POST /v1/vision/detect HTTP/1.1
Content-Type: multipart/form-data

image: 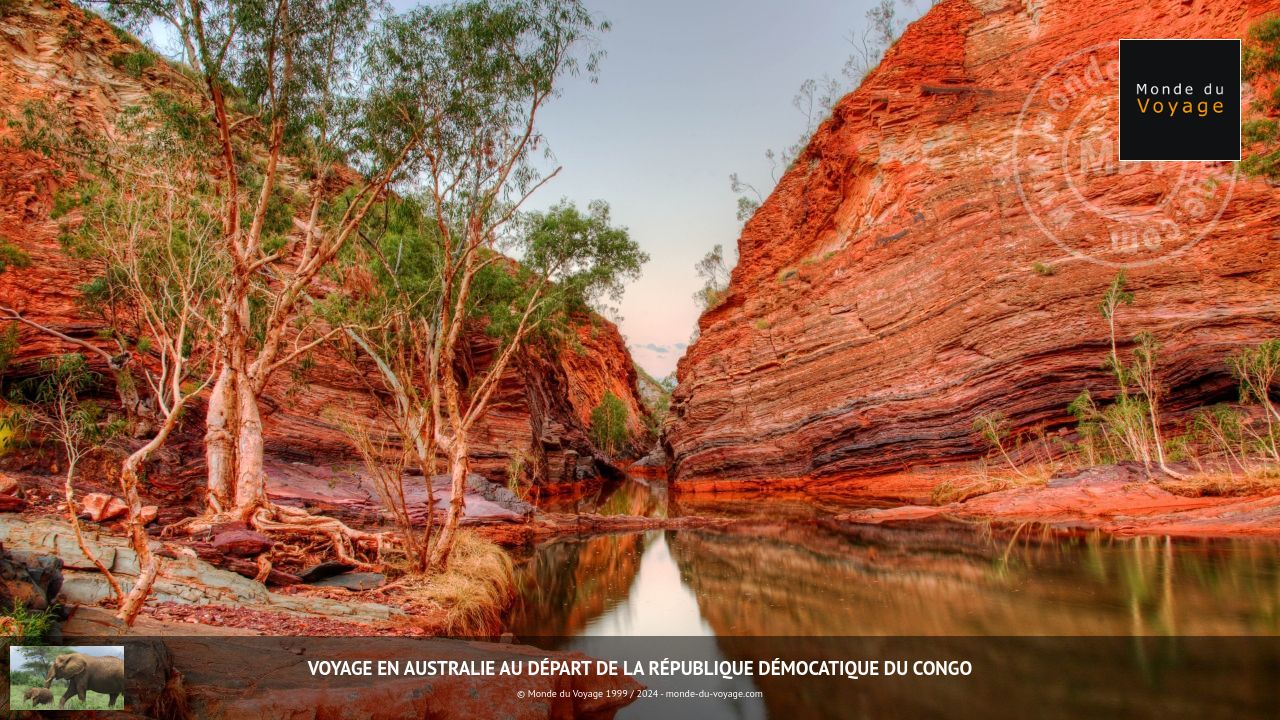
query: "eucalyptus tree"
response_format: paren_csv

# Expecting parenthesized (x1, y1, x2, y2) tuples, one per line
(94, 0, 628, 572)
(62, 107, 228, 623)
(97, 0, 425, 542)
(11, 355, 126, 604)
(346, 196, 644, 571)
(327, 0, 634, 569)
(9, 93, 228, 623)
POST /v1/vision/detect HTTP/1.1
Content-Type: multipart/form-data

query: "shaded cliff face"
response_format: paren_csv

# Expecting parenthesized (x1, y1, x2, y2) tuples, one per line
(668, 0, 1280, 487)
(0, 1, 647, 489)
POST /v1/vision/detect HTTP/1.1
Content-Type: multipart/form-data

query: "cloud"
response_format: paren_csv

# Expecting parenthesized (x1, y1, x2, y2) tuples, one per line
(674, 343, 687, 350)
(635, 343, 670, 354)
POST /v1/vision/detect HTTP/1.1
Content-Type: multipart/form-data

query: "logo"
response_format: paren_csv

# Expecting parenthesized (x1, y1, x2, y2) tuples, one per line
(1013, 43, 1238, 268)
(1119, 39, 1241, 161)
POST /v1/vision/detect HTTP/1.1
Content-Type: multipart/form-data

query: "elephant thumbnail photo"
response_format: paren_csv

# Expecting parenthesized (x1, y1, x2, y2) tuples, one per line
(8, 645, 126, 711)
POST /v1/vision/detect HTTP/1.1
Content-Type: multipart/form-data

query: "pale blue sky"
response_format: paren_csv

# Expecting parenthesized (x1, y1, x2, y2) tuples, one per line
(10, 646, 124, 671)
(499, 0, 891, 377)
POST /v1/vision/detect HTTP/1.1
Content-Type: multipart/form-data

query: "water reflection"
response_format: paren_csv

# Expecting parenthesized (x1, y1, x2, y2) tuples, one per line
(507, 479, 1280, 718)
(511, 479, 1280, 637)
(536, 475, 668, 517)
(666, 526, 1280, 636)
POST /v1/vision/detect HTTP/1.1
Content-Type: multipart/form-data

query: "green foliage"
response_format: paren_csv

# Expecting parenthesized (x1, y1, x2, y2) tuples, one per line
(1243, 118, 1278, 144)
(1227, 339, 1280, 461)
(0, 322, 18, 377)
(972, 410, 1029, 477)
(0, 238, 31, 273)
(1243, 16, 1280, 79)
(634, 365, 673, 438)
(518, 200, 646, 322)
(2, 601, 59, 640)
(1243, 16, 1280, 180)
(1191, 404, 1249, 462)
(9, 669, 41, 687)
(1031, 261, 1056, 277)
(693, 243, 731, 311)
(973, 411, 1011, 448)
(10, 354, 97, 406)
(16, 645, 64, 676)
(1228, 339, 1280, 405)
(590, 391, 629, 456)
(7, 355, 125, 446)
(348, 195, 643, 354)
(240, 170, 297, 250)
(150, 92, 217, 149)
(505, 448, 532, 500)
(1065, 275, 1184, 471)
(1098, 270, 1134, 322)
(109, 49, 156, 78)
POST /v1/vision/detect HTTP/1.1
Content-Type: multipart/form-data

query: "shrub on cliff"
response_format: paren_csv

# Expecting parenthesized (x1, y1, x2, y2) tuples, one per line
(590, 391, 630, 456)
(1243, 16, 1280, 179)
(693, 243, 730, 311)
(1066, 273, 1182, 478)
(1228, 339, 1280, 462)
(0, 238, 30, 273)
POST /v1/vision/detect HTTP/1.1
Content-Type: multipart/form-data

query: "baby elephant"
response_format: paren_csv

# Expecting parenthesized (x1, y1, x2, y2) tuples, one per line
(23, 687, 54, 706)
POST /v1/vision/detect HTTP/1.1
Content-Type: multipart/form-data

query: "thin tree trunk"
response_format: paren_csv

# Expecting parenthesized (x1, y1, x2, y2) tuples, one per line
(115, 441, 167, 624)
(63, 462, 123, 601)
(1148, 399, 1184, 479)
(430, 438, 469, 571)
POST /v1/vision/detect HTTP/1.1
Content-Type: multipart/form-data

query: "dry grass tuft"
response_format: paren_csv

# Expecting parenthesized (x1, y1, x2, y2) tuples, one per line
(931, 462, 1057, 505)
(1159, 465, 1280, 498)
(390, 531, 515, 636)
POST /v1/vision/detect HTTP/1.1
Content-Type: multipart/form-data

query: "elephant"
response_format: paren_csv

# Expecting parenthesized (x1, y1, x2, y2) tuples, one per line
(44, 652, 125, 709)
(22, 687, 53, 706)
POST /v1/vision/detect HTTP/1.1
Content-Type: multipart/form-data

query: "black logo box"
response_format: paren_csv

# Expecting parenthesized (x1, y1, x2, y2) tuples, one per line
(1119, 38, 1241, 162)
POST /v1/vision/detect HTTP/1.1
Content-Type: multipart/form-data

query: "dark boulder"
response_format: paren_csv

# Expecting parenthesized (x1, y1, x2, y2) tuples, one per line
(0, 542, 63, 613)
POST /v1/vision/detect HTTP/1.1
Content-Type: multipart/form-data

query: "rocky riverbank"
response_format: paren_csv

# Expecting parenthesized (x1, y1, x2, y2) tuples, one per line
(832, 465, 1280, 539)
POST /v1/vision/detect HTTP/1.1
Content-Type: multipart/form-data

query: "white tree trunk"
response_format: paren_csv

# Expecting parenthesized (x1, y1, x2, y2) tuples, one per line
(233, 377, 267, 519)
(430, 438, 469, 570)
(204, 368, 236, 513)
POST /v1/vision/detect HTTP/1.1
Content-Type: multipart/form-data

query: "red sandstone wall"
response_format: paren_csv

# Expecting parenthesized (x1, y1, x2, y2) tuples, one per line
(667, 0, 1280, 486)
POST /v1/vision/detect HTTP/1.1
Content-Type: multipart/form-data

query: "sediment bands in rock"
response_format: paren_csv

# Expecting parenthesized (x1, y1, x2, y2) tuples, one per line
(667, 0, 1280, 486)
(0, 1, 647, 489)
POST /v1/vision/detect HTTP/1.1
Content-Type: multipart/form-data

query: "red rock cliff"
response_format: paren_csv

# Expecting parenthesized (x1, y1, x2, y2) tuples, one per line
(668, 0, 1280, 487)
(0, 0, 648, 491)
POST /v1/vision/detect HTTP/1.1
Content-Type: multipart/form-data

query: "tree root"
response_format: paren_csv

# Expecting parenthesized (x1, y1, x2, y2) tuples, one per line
(165, 502, 389, 571)
(252, 554, 272, 584)
(251, 504, 387, 569)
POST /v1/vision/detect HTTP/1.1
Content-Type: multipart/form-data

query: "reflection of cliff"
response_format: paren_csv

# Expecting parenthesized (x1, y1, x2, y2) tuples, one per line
(541, 476, 668, 518)
(507, 533, 649, 638)
(669, 527, 1280, 718)
(667, 525, 1280, 636)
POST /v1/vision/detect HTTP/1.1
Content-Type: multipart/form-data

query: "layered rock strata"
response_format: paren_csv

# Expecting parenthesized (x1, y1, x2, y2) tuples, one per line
(667, 0, 1280, 486)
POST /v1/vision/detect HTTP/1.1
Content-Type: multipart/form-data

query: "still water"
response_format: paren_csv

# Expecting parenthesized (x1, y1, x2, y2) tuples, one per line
(509, 477, 1280, 637)
(506, 478, 1280, 719)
